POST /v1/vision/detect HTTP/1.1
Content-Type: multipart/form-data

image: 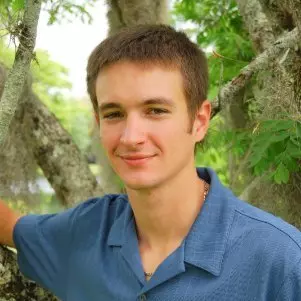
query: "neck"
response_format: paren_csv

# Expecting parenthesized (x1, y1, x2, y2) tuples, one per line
(126, 166, 206, 252)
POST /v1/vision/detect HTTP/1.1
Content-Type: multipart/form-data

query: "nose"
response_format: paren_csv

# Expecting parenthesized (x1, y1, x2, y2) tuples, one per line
(120, 114, 146, 147)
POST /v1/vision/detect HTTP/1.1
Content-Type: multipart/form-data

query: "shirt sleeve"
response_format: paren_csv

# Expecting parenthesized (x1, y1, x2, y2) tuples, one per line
(276, 257, 301, 301)
(13, 204, 83, 300)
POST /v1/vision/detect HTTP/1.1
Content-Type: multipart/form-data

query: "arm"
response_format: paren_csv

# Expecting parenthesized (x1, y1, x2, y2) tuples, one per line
(0, 199, 22, 247)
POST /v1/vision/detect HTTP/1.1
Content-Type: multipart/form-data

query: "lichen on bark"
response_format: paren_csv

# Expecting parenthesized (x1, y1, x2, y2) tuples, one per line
(0, 246, 57, 301)
(0, 0, 42, 147)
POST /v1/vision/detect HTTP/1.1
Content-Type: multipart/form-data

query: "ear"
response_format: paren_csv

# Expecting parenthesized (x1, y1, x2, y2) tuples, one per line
(193, 100, 211, 142)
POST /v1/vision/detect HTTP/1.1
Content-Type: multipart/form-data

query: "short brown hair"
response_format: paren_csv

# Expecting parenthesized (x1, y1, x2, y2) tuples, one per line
(86, 24, 209, 127)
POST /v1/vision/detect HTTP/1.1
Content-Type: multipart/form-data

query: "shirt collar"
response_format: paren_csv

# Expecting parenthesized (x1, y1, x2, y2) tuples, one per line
(107, 199, 132, 247)
(107, 167, 236, 277)
(183, 167, 236, 276)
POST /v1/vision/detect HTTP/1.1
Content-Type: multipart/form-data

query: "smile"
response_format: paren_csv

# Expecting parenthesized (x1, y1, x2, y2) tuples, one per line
(120, 155, 156, 166)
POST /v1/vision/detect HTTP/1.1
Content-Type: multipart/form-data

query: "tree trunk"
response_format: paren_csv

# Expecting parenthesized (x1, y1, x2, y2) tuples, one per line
(25, 92, 103, 207)
(0, 246, 57, 300)
(0, 64, 104, 207)
(235, 0, 301, 227)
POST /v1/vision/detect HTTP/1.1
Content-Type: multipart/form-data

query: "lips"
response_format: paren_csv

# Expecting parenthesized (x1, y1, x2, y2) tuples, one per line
(119, 154, 156, 166)
(121, 155, 154, 160)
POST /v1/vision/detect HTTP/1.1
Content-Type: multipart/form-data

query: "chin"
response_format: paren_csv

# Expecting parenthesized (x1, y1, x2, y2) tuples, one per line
(122, 175, 161, 191)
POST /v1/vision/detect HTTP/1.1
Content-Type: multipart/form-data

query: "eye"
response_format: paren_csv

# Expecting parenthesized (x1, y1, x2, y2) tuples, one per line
(147, 108, 169, 115)
(102, 111, 124, 120)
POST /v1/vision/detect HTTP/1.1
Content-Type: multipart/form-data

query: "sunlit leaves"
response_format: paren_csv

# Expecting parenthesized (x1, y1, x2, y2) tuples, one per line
(11, 0, 25, 11)
(0, 0, 24, 12)
(173, 0, 254, 96)
(274, 162, 290, 184)
(1, 0, 97, 27)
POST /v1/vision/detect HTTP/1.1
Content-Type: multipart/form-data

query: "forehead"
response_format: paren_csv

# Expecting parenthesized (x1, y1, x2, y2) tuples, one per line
(95, 61, 186, 106)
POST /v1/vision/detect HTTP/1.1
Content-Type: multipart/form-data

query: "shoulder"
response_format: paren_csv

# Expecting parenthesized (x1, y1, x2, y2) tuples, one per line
(73, 193, 129, 225)
(234, 195, 300, 247)
(226, 190, 301, 264)
(75, 194, 128, 215)
(14, 194, 128, 238)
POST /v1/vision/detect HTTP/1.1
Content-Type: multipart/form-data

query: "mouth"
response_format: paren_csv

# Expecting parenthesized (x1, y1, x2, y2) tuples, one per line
(119, 154, 156, 166)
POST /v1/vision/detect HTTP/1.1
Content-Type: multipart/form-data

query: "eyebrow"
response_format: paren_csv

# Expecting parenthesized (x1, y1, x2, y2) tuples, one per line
(98, 97, 175, 113)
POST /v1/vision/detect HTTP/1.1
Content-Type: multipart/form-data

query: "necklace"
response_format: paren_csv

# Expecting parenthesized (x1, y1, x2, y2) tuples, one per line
(144, 179, 210, 279)
(144, 272, 153, 277)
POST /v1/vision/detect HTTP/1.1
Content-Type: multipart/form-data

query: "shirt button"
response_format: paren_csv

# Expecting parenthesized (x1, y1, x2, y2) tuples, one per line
(139, 294, 147, 301)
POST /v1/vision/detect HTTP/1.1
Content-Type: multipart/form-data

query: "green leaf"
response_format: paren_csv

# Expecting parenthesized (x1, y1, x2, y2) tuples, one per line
(269, 131, 290, 143)
(11, 0, 24, 11)
(249, 150, 266, 167)
(253, 158, 271, 176)
(283, 156, 299, 172)
(261, 120, 294, 132)
(252, 132, 273, 146)
(274, 162, 290, 184)
(287, 140, 301, 158)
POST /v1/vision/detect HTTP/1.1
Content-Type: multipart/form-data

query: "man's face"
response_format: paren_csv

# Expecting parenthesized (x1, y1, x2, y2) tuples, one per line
(95, 61, 210, 190)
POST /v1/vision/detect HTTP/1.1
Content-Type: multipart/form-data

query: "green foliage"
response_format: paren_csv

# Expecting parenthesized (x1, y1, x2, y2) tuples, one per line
(43, 0, 97, 25)
(0, 0, 24, 44)
(173, 0, 301, 188)
(173, 0, 254, 96)
(215, 118, 301, 185)
(11, 0, 25, 11)
(0, 0, 24, 13)
(250, 119, 301, 184)
(173, 0, 254, 185)
(0, 0, 97, 37)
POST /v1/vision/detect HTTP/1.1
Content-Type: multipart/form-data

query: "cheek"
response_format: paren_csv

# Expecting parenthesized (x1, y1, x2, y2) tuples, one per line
(150, 122, 187, 147)
(100, 125, 120, 151)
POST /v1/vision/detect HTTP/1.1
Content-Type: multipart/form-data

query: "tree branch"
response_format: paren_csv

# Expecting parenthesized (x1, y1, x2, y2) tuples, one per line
(239, 175, 265, 201)
(258, 0, 301, 37)
(211, 28, 299, 117)
(236, 0, 275, 52)
(0, 0, 42, 148)
(0, 64, 104, 207)
(25, 93, 104, 207)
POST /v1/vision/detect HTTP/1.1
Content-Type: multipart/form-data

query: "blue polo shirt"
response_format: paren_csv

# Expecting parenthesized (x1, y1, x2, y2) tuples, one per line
(13, 168, 301, 300)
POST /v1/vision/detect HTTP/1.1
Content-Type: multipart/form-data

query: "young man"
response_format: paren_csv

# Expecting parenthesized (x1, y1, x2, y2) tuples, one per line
(1, 25, 301, 301)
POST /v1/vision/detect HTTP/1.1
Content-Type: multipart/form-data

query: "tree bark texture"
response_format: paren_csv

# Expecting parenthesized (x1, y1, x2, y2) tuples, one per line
(107, 0, 169, 35)
(216, 28, 299, 107)
(24, 93, 103, 207)
(235, 0, 301, 227)
(0, 246, 57, 301)
(258, 0, 301, 38)
(0, 65, 104, 207)
(0, 0, 42, 148)
(236, 0, 275, 51)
